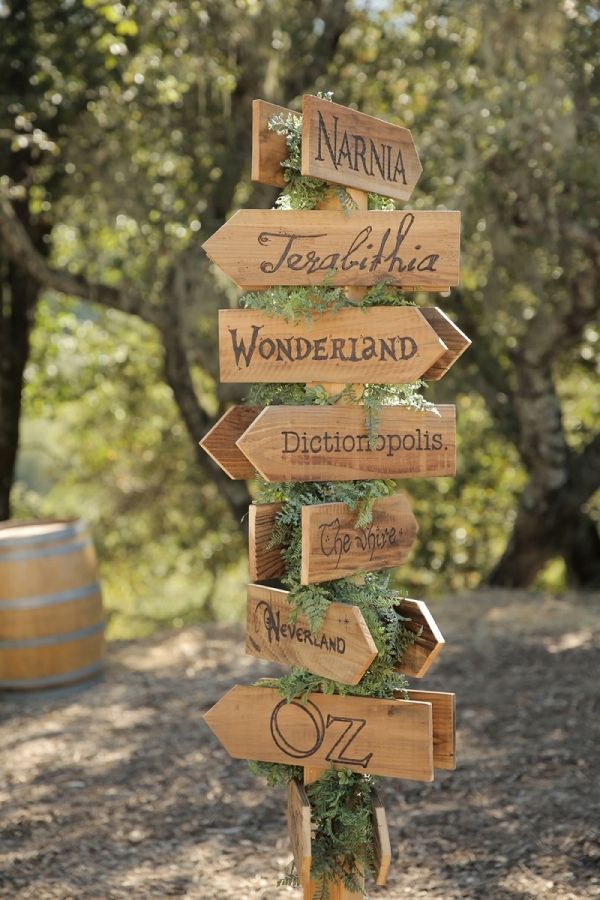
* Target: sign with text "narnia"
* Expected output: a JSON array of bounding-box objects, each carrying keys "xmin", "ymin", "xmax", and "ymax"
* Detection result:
[
  {"xmin": 301, "ymin": 95, "xmax": 422, "ymax": 201},
  {"xmin": 245, "ymin": 584, "xmax": 377, "ymax": 685},
  {"xmin": 202, "ymin": 210, "xmax": 460, "ymax": 290},
  {"xmin": 236, "ymin": 405, "xmax": 456, "ymax": 482},
  {"xmin": 204, "ymin": 685, "xmax": 434, "ymax": 781},
  {"xmin": 219, "ymin": 307, "xmax": 454, "ymax": 384}
]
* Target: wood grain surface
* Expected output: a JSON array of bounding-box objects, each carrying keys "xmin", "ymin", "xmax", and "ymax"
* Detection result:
[
  {"xmin": 251, "ymin": 99, "xmax": 290, "ymax": 187},
  {"xmin": 394, "ymin": 597, "xmax": 445, "ymax": 678},
  {"xmin": 287, "ymin": 779, "xmax": 311, "ymax": 887},
  {"xmin": 301, "ymin": 94, "xmax": 422, "ymax": 201},
  {"xmin": 300, "ymin": 493, "xmax": 418, "ymax": 584},
  {"xmin": 203, "ymin": 685, "xmax": 434, "ymax": 780},
  {"xmin": 236, "ymin": 404, "xmax": 456, "ymax": 482},
  {"xmin": 218, "ymin": 307, "xmax": 447, "ymax": 384},
  {"xmin": 245, "ymin": 584, "xmax": 377, "ymax": 685},
  {"xmin": 202, "ymin": 209, "xmax": 461, "ymax": 290},
  {"xmin": 198, "ymin": 405, "xmax": 260, "ymax": 479}
]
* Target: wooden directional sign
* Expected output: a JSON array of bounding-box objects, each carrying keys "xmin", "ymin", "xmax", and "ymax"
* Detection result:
[
  {"xmin": 420, "ymin": 307, "xmax": 471, "ymax": 380},
  {"xmin": 407, "ymin": 690, "xmax": 455, "ymax": 771},
  {"xmin": 394, "ymin": 597, "xmax": 445, "ymax": 678},
  {"xmin": 248, "ymin": 502, "xmax": 285, "ymax": 581},
  {"xmin": 218, "ymin": 307, "xmax": 458, "ymax": 384},
  {"xmin": 236, "ymin": 405, "xmax": 456, "ymax": 482},
  {"xmin": 202, "ymin": 210, "xmax": 461, "ymax": 291},
  {"xmin": 371, "ymin": 792, "xmax": 392, "ymax": 886},
  {"xmin": 287, "ymin": 779, "xmax": 312, "ymax": 886},
  {"xmin": 251, "ymin": 99, "xmax": 290, "ymax": 188},
  {"xmin": 301, "ymin": 95, "xmax": 422, "ymax": 201},
  {"xmin": 301, "ymin": 494, "xmax": 418, "ymax": 584},
  {"xmin": 204, "ymin": 685, "xmax": 434, "ymax": 781},
  {"xmin": 245, "ymin": 584, "xmax": 377, "ymax": 685},
  {"xmin": 199, "ymin": 405, "xmax": 260, "ymax": 479}
]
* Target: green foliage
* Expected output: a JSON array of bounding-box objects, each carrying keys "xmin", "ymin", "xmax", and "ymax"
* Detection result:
[
  {"xmin": 306, "ymin": 769, "xmax": 377, "ymax": 896},
  {"xmin": 247, "ymin": 759, "xmax": 302, "ymax": 788}
]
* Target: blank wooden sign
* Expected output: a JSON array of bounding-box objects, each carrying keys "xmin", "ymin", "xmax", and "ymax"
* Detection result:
[
  {"xmin": 301, "ymin": 94, "xmax": 422, "ymax": 201},
  {"xmin": 287, "ymin": 779, "xmax": 311, "ymax": 887},
  {"xmin": 407, "ymin": 690, "xmax": 456, "ymax": 771},
  {"xmin": 394, "ymin": 597, "xmax": 445, "ymax": 678},
  {"xmin": 245, "ymin": 584, "xmax": 377, "ymax": 685},
  {"xmin": 202, "ymin": 209, "xmax": 461, "ymax": 290},
  {"xmin": 251, "ymin": 99, "xmax": 290, "ymax": 188},
  {"xmin": 236, "ymin": 405, "xmax": 456, "ymax": 482},
  {"xmin": 204, "ymin": 685, "xmax": 434, "ymax": 781},
  {"xmin": 199, "ymin": 405, "xmax": 260, "ymax": 479},
  {"xmin": 218, "ymin": 307, "xmax": 452, "ymax": 384}
]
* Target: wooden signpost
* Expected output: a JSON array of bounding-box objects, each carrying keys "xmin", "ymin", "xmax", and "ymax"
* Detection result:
[
  {"xmin": 218, "ymin": 306, "xmax": 457, "ymax": 384},
  {"xmin": 245, "ymin": 584, "xmax": 377, "ymax": 685},
  {"xmin": 200, "ymin": 93, "xmax": 467, "ymax": 898},
  {"xmin": 204, "ymin": 685, "xmax": 434, "ymax": 780},
  {"xmin": 202, "ymin": 209, "xmax": 461, "ymax": 290},
  {"xmin": 236, "ymin": 404, "xmax": 456, "ymax": 482}
]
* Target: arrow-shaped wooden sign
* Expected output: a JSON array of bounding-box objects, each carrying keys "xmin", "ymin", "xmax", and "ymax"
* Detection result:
[
  {"xmin": 301, "ymin": 94, "xmax": 422, "ymax": 202},
  {"xmin": 394, "ymin": 597, "xmax": 445, "ymax": 678},
  {"xmin": 251, "ymin": 96, "xmax": 422, "ymax": 202},
  {"xmin": 218, "ymin": 307, "xmax": 468, "ymax": 384},
  {"xmin": 249, "ymin": 494, "xmax": 419, "ymax": 584},
  {"xmin": 204, "ymin": 685, "xmax": 434, "ymax": 781},
  {"xmin": 300, "ymin": 493, "xmax": 418, "ymax": 584},
  {"xmin": 202, "ymin": 210, "xmax": 460, "ymax": 291},
  {"xmin": 199, "ymin": 405, "xmax": 260, "ymax": 479},
  {"xmin": 245, "ymin": 584, "xmax": 377, "ymax": 685},
  {"xmin": 407, "ymin": 690, "xmax": 455, "ymax": 771},
  {"xmin": 236, "ymin": 404, "xmax": 456, "ymax": 482}
]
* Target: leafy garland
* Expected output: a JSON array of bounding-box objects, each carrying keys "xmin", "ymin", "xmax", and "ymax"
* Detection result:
[{"xmin": 243, "ymin": 95, "xmax": 433, "ymax": 898}]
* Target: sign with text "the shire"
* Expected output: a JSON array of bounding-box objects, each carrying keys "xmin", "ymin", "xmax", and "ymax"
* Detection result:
[
  {"xmin": 203, "ymin": 685, "xmax": 434, "ymax": 781},
  {"xmin": 248, "ymin": 494, "xmax": 419, "ymax": 584},
  {"xmin": 236, "ymin": 405, "xmax": 456, "ymax": 482},
  {"xmin": 219, "ymin": 307, "xmax": 458, "ymax": 384},
  {"xmin": 202, "ymin": 210, "xmax": 461, "ymax": 290},
  {"xmin": 301, "ymin": 95, "xmax": 422, "ymax": 201},
  {"xmin": 245, "ymin": 584, "xmax": 377, "ymax": 685}
]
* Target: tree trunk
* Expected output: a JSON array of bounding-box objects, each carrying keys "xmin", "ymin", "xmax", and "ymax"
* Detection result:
[{"xmin": 0, "ymin": 258, "xmax": 39, "ymax": 520}]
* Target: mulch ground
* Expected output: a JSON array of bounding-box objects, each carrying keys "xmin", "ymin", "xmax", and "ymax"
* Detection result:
[{"xmin": 1, "ymin": 589, "xmax": 599, "ymax": 900}]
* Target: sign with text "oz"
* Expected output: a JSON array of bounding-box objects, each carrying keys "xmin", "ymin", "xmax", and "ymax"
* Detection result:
[
  {"xmin": 202, "ymin": 209, "xmax": 460, "ymax": 290},
  {"xmin": 236, "ymin": 404, "xmax": 456, "ymax": 482},
  {"xmin": 203, "ymin": 685, "xmax": 434, "ymax": 781},
  {"xmin": 219, "ymin": 307, "xmax": 470, "ymax": 384},
  {"xmin": 245, "ymin": 584, "xmax": 377, "ymax": 685},
  {"xmin": 248, "ymin": 494, "xmax": 418, "ymax": 585}
]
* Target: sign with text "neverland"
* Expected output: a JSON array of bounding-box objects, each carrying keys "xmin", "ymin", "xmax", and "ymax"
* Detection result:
[
  {"xmin": 245, "ymin": 584, "xmax": 377, "ymax": 685},
  {"xmin": 219, "ymin": 307, "xmax": 457, "ymax": 384},
  {"xmin": 235, "ymin": 405, "xmax": 456, "ymax": 482},
  {"xmin": 202, "ymin": 210, "xmax": 460, "ymax": 290},
  {"xmin": 203, "ymin": 685, "xmax": 434, "ymax": 781},
  {"xmin": 301, "ymin": 95, "xmax": 422, "ymax": 201}
]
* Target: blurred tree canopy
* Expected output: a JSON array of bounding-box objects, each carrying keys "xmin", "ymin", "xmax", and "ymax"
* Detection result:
[{"xmin": 0, "ymin": 0, "xmax": 598, "ymax": 632}]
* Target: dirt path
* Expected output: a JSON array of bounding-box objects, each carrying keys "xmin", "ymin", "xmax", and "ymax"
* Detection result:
[{"xmin": 1, "ymin": 589, "xmax": 599, "ymax": 899}]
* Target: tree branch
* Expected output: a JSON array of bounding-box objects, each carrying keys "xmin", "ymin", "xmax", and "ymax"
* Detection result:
[{"xmin": 0, "ymin": 194, "xmax": 166, "ymax": 330}]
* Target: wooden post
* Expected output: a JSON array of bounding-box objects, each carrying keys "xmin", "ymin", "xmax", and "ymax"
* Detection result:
[{"xmin": 301, "ymin": 184, "xmax": 368, "ymax": 900}]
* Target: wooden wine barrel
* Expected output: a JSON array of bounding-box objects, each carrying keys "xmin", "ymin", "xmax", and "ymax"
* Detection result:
[{"xmin": 0, "ymin": 518, "xmax": 104, "ymax": 690}]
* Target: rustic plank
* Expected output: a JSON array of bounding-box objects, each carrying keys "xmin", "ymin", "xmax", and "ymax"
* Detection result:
[
  {"xmin": 407, "ymin": 690, "xmax": 456, "ymax": 771},
  {"xmin": 420, "ymin": 307, "xmax": 471, "ymax": 380},
  {"xmin": 198, "ymin": 406, "xmax": 260, "ymax": 479},
  {"xmin": 371, "ymin": 791, "xmax": 392, "ymax": 886},
  {"xmin": 394, "ymin": 597, "xmax": 445, "ymax": 678},
  {"xmin": 300, "ymin": 494, "xmax": 418, "ymax": 584},
  {"xmin": 245, "ymin": 584, "xmax": 377, "ymax": 685},
  {"xmin": 218, "ymin": 307, "xmax": 447, "ymax": 384},
  {"xmin": 204, "ymin": 685, "xmax": 434, "ymax": 781},
  {"xmin": 301, "ymin": 94, "xmax": 422, "ymax": 201},
  {"xmin": 201, "ymin": 209, "xmax": 461, "ymax": 290},
  {"xmin": 248, "ymin": 502, "xmax": 285, "ymax": 581},
  {"xmin": 287, "ymin": 779, "xmax": 312, "ymax": 887},
  {"xmin": 236, "ymin": 404, "xmax": 456, "ymax": 482},
  {"xmin": 251, "ymin": 99, "xmax": 291, "ymax": 188}
]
